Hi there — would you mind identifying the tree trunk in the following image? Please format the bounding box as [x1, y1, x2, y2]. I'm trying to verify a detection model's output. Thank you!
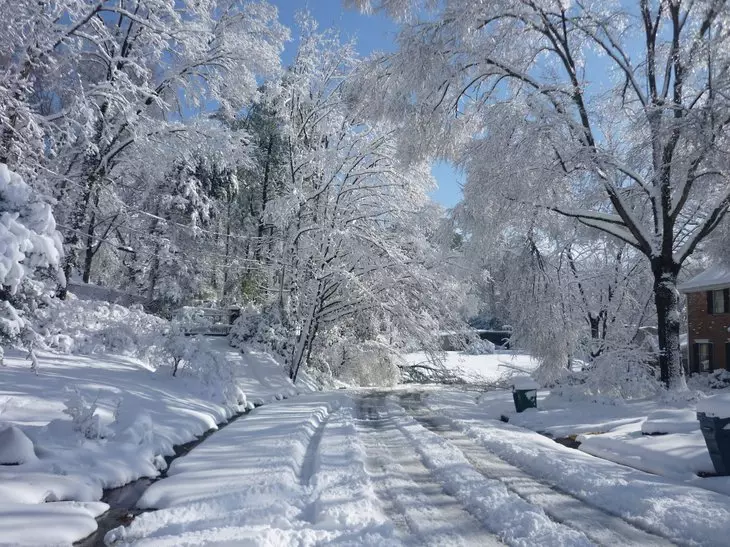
[58, 174, 96, 299]
[223, 192, 232, 299]
[652, 264, 686, 389]
[255, 136, 273, 262]
[81, 190, 100, 283]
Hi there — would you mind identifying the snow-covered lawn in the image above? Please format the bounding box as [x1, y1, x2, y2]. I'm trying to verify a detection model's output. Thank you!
[418, 350, 730, 497]
[402, 350, 538, 383]
[0, 339, 310, 545]
[421, 389, 730, 545]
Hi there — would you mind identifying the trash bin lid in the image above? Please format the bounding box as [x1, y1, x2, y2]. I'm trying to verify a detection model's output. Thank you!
[512, 376, 539, 390]
[697, 394, 730, 419]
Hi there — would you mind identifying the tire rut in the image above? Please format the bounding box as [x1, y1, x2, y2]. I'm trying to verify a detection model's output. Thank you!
[299, 409, 331, 487]
[398, 393, 676, 547]
[356, 393, 503, 546]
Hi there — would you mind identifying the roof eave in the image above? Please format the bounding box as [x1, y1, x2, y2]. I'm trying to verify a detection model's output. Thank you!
[678, 282, 730, 294]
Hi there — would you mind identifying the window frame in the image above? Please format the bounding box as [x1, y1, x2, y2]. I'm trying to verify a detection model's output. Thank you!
[698, 342, 713, 372]
[713, 289, 726, 314]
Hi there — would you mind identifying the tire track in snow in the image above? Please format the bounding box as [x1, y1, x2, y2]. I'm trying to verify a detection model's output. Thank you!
[299, 407, 331, 487]
[398, 393, 675, 547]
[356, 393, 503, 546]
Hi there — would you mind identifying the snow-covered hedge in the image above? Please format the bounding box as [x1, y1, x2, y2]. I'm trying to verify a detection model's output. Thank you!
[687, 369, 730, 391]
[544, 348, 662, 401]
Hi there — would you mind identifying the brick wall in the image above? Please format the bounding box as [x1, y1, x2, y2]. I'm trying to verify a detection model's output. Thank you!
[687, 291, 730, 372]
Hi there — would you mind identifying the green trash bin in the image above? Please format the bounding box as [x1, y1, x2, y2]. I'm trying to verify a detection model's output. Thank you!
[511, 376, 538, 413]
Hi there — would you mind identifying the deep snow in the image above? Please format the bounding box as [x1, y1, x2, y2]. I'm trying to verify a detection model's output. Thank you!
[0, 337, 312, 545]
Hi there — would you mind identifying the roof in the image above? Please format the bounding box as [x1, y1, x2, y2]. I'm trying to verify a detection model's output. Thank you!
[678, 265, 730, 293]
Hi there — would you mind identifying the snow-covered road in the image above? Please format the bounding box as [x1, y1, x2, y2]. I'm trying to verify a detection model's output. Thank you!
[97, 388, 730, 546]
[355, 393, 502, 546]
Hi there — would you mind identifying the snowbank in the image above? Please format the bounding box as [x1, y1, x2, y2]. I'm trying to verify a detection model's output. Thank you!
[423, 391, 730, 546]
[0, 334, 312, 544]
[641, 409, 698, 435]
[0, 501, 108, 546]
[106, 395, 397, 546]
[0, 425, 37, 465]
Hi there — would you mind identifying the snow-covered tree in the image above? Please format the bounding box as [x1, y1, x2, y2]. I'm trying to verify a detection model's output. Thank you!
[348, 0, 730, 389]
[0, 163, 63, 356]
[243, 14, 459, 383]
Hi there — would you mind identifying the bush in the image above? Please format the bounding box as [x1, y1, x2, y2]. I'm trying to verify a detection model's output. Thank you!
[229, 304, 290, 361]
[463, 339, 495, 355]
[543, 347, 662, 400]
[62, 388, 106, 439]
[33, 297, 166, 356]
[154, 331, 242, 406]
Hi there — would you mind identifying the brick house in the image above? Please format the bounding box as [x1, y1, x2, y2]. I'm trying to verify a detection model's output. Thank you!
[678, 266, 730, 374]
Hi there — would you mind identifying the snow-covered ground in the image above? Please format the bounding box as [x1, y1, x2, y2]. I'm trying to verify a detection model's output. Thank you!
[454, 378, 730, 498]
[5, 340, 730, 546]
[101, 388, 730, 546]
[0, 337, 311, 545]
[402, 350, 538, 384]
[419, 389, 730, 545]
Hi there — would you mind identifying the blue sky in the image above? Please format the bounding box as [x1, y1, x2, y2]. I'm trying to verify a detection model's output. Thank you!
[270, 0, 464, 208]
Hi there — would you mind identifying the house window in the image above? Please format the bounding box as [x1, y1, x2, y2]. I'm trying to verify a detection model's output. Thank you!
[698, 342, 713, 372]
[713, 290, 726, 313]
[708, 289, 730, 314]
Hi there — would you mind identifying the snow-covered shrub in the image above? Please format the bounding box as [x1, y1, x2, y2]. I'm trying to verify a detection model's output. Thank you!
[34, 297, 166, 356]
[229, 304, 290, 360]
[463, 338, 495, 355]
[0, 163, 63, 352]
[544, 347, 662, 400]
[155, 332, 241, 405]
[687, 369, 730, 391]
[707, 369, 730, 389]
[62, 388, 106, 439]
[331, 341, 401, 387]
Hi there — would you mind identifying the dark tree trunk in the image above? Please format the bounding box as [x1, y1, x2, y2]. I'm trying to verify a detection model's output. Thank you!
[652, 261, 685, 388]
[81, 189, 100, 283]
[58, 173, 97, 299]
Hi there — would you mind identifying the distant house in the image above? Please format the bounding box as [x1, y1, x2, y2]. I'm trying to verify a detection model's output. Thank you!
[678, 266, 730, 373]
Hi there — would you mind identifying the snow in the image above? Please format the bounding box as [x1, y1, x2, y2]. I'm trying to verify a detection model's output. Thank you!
[402, 351, 538, 384]
[0, 334, 312, 545]
[678, 264, 730, 292]
[0, 425, 37, 465]
[511, 375, 538, 390]
[641, 409, 699, 434]
[391, 405, 591, 546]
[697, 393, 730, 418]
[422, 390, 730, 545]
[105, 394, 401, 546]
[107, 393, 591, 546]
[0, 501, 108, 546]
